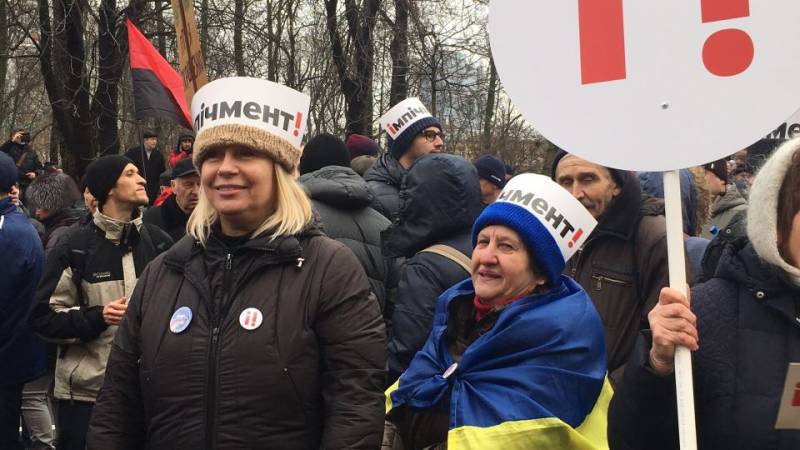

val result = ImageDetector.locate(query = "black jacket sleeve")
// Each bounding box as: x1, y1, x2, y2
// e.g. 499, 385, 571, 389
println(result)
28, 237, 107, 341
316, 245, 386, 450
387, 258, 449, 382
608, 331, 680, 450
86, 262, 151, 450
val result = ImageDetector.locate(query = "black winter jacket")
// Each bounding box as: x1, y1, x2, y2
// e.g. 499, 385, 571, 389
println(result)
364, 153, 406, 220
299, 165, 396, 311
0, 140, 43, 187
609, 240, 800, 450
383, 154, 483, 382
124, 145, 166, 205
87, 224, 386, 449
142, 194, 189, 242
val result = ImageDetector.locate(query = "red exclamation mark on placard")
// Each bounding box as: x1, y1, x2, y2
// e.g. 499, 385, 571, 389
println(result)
293, 113, 303, 137
578, 0, 627, 85
701, 0, 754, 77
792, 382, 800, 407
568, 229, 584, 249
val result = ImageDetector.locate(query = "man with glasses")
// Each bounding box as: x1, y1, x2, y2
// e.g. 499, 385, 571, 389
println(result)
365, 98, 444, 220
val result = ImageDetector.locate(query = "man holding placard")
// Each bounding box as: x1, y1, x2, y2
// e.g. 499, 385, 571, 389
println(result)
551, 151, 669, 384
365, 98, 444, 220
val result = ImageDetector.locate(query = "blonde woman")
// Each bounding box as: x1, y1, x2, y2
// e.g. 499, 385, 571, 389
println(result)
87, 78, 386, 449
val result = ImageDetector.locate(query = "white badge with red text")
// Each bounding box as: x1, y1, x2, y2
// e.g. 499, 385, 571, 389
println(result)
239, 307, 263, 331
775, 363, 800, 429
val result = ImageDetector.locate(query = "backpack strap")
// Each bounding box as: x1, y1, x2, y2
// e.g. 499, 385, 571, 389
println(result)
420, 244, 471, 275
64, 227, 96, 308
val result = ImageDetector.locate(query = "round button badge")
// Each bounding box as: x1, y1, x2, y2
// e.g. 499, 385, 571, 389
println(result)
239, 307, 264, 331
169, 306, 193, 334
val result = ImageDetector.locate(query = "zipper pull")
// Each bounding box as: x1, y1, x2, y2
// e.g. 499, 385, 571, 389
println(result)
296, 257, 304, 268
211, 327, 219, 344
225, 253, 232, 270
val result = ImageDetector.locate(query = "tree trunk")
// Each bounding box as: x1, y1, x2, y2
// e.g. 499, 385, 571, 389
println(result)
200, 0, 208, 60
388, 0, 408, 106
233, 0, 245, 75
481, 56, 498, 151
324, 0, 380, 135
0, 0, 7, 119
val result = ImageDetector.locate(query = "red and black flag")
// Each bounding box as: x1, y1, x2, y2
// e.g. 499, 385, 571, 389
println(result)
127, 19, 192, 128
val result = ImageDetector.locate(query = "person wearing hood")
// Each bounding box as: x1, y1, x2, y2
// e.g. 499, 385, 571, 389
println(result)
365, 98, 444, 220
25, 172, 84, 254
143, 158, 200, 242
29, 155, 173, 450
384, 174, 611, 450
86, 78, 385, 449
384, 153, 483, 383
609, 138, 800, 450
298, 133, 395, 311
552, 151, 669, 385
700, 158, 748, 239
169, 129, 195, 168
0, 152, 45, 450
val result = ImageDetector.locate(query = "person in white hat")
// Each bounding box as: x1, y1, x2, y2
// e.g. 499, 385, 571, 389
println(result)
88, 78, 386, 449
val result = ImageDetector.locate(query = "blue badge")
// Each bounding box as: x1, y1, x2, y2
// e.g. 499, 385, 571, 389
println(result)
169, 306, 193, 334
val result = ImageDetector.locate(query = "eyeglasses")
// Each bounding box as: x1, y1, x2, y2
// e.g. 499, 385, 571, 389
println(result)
420, 130, 445, 142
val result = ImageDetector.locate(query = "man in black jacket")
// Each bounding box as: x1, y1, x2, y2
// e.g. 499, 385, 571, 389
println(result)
124, 129, 165, 205
365, 98, 444, 220
30, 155, 172, 450
143, 157, 199, 241
298, 133, 396, 312
383, 154, 483, 383
0, 128, 42, 193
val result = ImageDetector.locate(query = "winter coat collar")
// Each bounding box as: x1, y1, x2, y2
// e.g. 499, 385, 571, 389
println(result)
381, 154, 483, 258
163, 220, 323, 271
364, 153, 405, 187
299, 166, 374, 210
0, 196, 16, 216
591, 173, 657, 241
92, 208, 144, 244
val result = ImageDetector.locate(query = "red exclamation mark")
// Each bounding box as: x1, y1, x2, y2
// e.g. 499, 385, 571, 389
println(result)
578, 0, 627, 85
293, 113, 303, 137
701, 0, 753, 77
568, 229, 584, 249
792, 382, 800, 407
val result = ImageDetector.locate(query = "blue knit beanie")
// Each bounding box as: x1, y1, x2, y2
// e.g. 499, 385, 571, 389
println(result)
472, 174, 597, 283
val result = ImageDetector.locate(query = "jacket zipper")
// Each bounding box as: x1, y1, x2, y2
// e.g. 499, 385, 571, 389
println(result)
205, 252, 231, 450
592, 273, 632, 290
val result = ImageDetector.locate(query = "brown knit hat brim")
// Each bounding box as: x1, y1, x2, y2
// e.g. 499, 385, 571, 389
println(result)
193, 123, 301, 172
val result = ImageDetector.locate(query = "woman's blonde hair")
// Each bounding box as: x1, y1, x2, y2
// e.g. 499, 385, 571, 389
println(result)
186, 162, 312, 244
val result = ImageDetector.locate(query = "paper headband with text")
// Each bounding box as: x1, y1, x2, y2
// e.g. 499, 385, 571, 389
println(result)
379, 97, 433, 140
191, 77, 310, 148
497, 174, 597, 262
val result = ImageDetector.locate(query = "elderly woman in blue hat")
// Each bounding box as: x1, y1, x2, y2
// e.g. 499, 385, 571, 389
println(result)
384, 173, 613, 450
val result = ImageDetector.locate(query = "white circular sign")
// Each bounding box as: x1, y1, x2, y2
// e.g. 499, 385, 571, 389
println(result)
489, 1, 800, 171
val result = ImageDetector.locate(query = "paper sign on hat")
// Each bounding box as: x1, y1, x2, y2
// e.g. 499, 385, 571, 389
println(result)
496, 174, 597, 261
379, 98, 433, 140
191, 77, 310, 149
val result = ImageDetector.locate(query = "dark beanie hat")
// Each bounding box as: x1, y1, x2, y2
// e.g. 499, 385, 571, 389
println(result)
474, 155, 507, 188
299, 133, 351, 175
346, 134, 379, 160
703, 158, 728, 183
142, 129, 158, 139
550, 149, 626, 187
389, 116, 442, 160
0, 151, 17, 193
86, 155, 134, 207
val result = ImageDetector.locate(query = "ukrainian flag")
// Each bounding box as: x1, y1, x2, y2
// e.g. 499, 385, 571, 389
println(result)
386, 277, 612, 450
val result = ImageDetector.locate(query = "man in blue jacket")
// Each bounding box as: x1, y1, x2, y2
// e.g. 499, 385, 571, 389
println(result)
0, 151, 45, 449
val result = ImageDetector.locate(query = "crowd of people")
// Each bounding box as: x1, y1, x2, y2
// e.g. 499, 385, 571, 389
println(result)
1, 76, 796, 450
